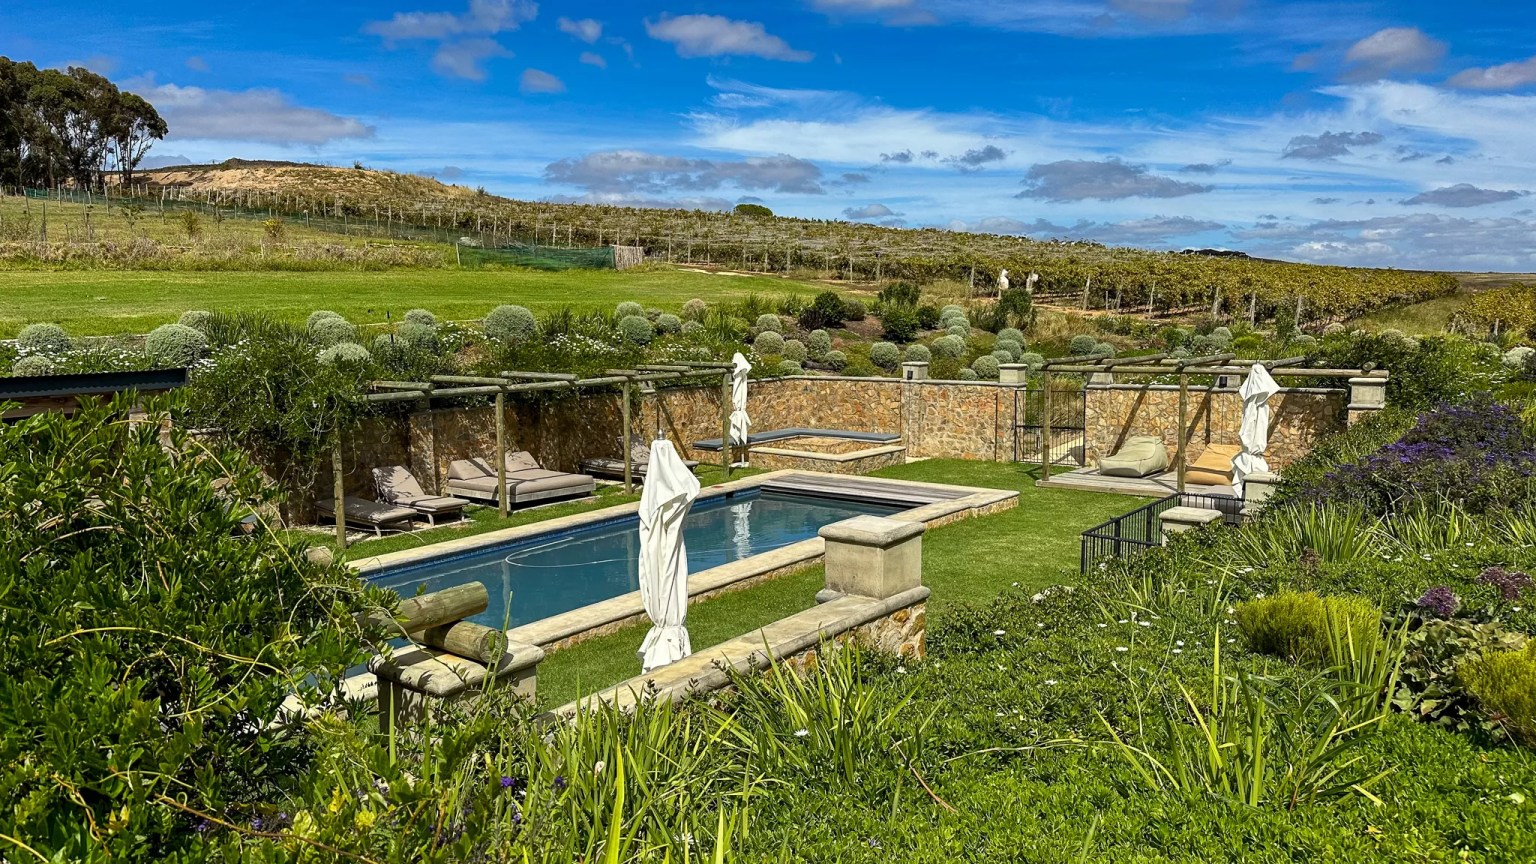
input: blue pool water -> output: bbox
[371,489,904,630]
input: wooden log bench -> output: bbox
[363,582,545,735]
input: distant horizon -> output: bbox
[6,0,1533,271]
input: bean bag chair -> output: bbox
[1185,443,1243,486]
[1097,435,1171,478]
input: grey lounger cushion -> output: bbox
[1097,436,1170,478]
[445,457,595,503]
[372,466,469,515]
[315,496,417,526]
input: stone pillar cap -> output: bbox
[1160,506,1224,525]
[820,515,925,548]
[1245,471,1281,483]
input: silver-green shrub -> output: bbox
[972,355,1001,379]
[318,342,371,366]
[1209,326,1233,346]
[940,304,964,318]
[404,309,437,327]
[145,323,210,367]
[17,323,70,354]
[823,350,848,371]
[997,327,1025,345]
[681,298,708,321]
[1093,342,1116,358]
[869,341,900,370]
[807,329,833,358]
[1070,334,1098,355]
[932,335,966,358]
[1020,351,1045,369]
[755,313,784,334]
[946,325,968,339]
[309,317,357,347]
[484,305,536,343]
[991,349,1014,364]
[958,367,979,381]
[178,311,213,333]
[396,320,438,350]
[306,310,343,329]
[782,339,808,362]
[11,355,55,376]
[681,320,705,336]
[775,359,803,377]
[619,315,655,345]
[616,301,644,319]
[906,343,932,363]
[753,331,785,355]
[655,313,683,334]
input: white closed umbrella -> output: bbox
[729,352,752,453]
[637,439,702,673]
[1231,363,1280,498]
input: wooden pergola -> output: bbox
[324,361,735,546]
[1027,353,1380,493]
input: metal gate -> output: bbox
[1011,385,1087,466]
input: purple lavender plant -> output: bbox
[1417,586,1460,617]
[1477,566,1534,602]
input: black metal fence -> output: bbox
[1080,492,1244,573]
[1012,385,1087,466]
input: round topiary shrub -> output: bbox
[940,304,964,318]
[619,315,655,345]
[1322,322,1347,337]
[404,308,437,327]
[823,350,848,371]
[972,355,1001,379]
[616,301,645,319]
[1019,351,1045,369]
[754,314,784,334]
[782,339,809,363]
[306,310,343,330]
[1503,346,1535,369]
[145,323,210,367]
[807,329,833,358]
[318,342,371,366]
[1070,334,1098,355]
[681,320,705,336]
[1209,326,1233,346]
[753,330,785,355]
[396,319,438,350]
[1092,342,1116,358]
[946,325,968,339]
[484,305,536,343]
[991,349,1014,364]
[655,313,683,335]
[1291,334,1318,350]
[1160,326,1191,350]
[372,333,404,358]
[942,316,970,332]
[17,323,70,354]
[11,355,55,376]
[958,367,979,381]
[1191,334,1219,354]
[775,359,803,377]
[906,343,932,363]
[682,298,708,321]
[869,341,901,370]
[932,334,965,358]
[996,338,1023,356]
[178,310,213,333]
[309,317,357,348]
[997,327,1025,345]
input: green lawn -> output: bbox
[534,460,1148,707]
[1354,292,1471,335]
[0,268,822,337]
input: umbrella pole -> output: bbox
[495,391,508,519]
[1041,372,1053,482]
[720,369,731,479]
[1177,373,1189,494]
[331,433,346,548]
[622,380,633,494]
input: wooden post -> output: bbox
[720,369,732,479]
[1177,373,1189,494]
[495,391,508,519]
[1041,372,1053,482]
[621,380,633,494]
[331,434,346,548]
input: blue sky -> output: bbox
[6,0,1536,270]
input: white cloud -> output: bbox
[1402,184,1527,208]
[1281,130,1383,160]
[431,39,512,80]
[520,68,565,94]
[134,81,373,145]
[579,52,606,69]
[844,203,902,219]
[365,0,536,41]
[645,15,813,62]
[557,17,602,43]
[185,56,209,72]
[1241,213,1536,270]
[1447,55,1536,91]
[1017,159,1213,201]
[544,150,826,196]
[1341,27,1446,81]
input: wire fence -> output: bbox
[1080,492,1244,573]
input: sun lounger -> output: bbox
[371,466,470,526]
[445,452,596,506]
[579,437,698,481]
[314,496,419,536]
[1096,435,1170,478]
[1184,443,1243,487]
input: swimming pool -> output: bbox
[370,489,905,630]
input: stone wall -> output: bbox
[903,381,1015,461]
[783,602,928,672]
[1084,383,1347,467]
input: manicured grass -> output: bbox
[534,459,1148,707]
[0,268,822,337]
[330,465,758,560]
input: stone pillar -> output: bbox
[407,410,439,494]
[999,363,1028,385]
[817,515,925,601]
[1159,506,1222,543]
[1242,471,1281,512]
[901,361,929,381]
[901,366,925,457]
[1089,370,1115,385]
[1348,374,1387,426]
